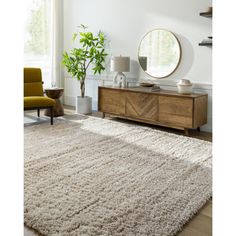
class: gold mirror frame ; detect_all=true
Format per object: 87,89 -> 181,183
138,29 -> 182,79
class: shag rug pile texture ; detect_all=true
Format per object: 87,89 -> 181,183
24,115 -> 212,236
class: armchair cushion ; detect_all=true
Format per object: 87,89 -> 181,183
24,68 -> 44,97
24,83 -> 44,97
24,96 -> 55,108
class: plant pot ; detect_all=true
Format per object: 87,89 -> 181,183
76,96 -> 92,114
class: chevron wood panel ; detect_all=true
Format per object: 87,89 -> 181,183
126,92 -> 158,121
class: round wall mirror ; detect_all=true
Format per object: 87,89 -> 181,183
138,29 -> 181,79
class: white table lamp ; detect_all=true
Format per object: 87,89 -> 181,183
111,56 -> 130,87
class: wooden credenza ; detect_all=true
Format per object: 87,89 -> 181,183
98,86 -> 208,134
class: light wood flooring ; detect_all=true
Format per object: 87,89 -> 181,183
24,106 -> 212,236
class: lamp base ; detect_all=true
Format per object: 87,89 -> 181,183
113,72 -> 127,88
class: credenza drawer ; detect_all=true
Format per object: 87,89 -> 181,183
159,96 -> 193,127
158,113 -> 193,128
159,96 -> 193,116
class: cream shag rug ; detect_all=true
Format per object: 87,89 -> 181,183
24,115 -> 212,236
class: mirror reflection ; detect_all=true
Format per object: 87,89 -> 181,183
138,29 -> 181,78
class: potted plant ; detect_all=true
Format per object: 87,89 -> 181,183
62,24 -> 107,114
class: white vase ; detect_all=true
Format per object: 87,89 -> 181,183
177,79 -> 193,94
177,84 -> 193,94
76,96 -> 92,114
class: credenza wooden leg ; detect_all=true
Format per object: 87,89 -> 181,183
184,128 -> 189,135
197,127 -> 200,132
102,112 -> 105,118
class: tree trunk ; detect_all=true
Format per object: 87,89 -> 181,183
80,79 -> 85,98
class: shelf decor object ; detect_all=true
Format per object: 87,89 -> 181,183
111,56 -> 130,88
200,6 -> 212,17
199,37 -> 212,46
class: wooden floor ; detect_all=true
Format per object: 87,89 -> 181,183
24,106 -> 212,236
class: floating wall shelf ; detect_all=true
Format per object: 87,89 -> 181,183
199,12 -> 212,18
199,42 -> 212,46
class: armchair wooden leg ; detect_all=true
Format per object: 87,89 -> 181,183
50,107 -> 53,125
37,108 -> 40,117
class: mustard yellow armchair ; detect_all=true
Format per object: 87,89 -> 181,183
24,68 -> 55,125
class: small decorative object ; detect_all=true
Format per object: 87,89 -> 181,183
139,80 -> 156,87
151,84 -> 161,92
111,56 -> 130,88
207,6 -> 212,13
201,38 -> 212,44
62,24 -> 107,114
139,82 -> 154,87
138,80 -> 161,91
177,79 -> 193,94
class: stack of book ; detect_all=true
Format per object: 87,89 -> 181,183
201,36 -> 212,44
138,80 -> 161,92
139,81 -> 155,87
151,84 -> 161,92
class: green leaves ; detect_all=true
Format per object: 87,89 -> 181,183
62,25 -> 108,89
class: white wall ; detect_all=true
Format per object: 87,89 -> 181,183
63,0 -> 212,132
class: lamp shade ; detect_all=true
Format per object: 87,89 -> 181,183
111,56 -> 130,72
